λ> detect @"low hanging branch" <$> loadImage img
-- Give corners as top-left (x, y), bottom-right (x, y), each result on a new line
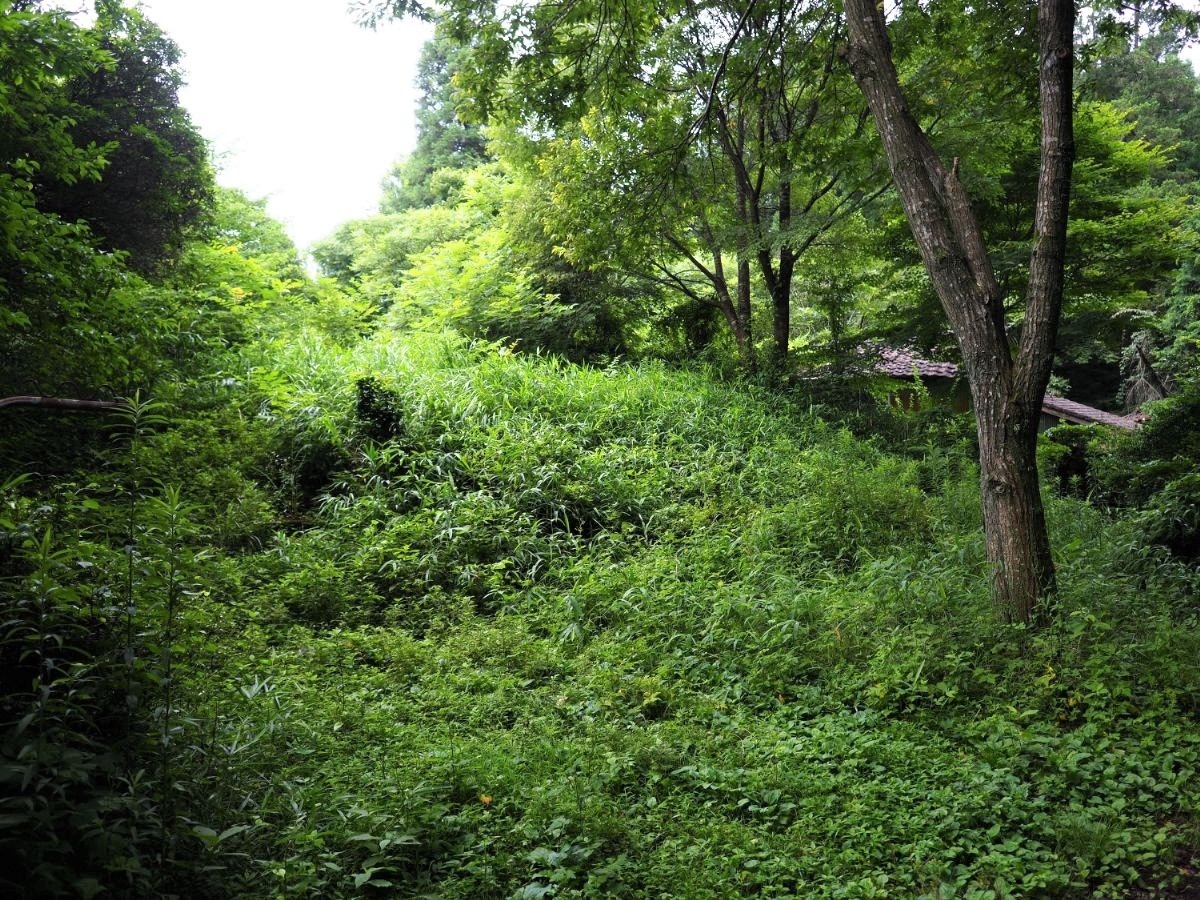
top-left (0, 395), bottom-right (129, 412)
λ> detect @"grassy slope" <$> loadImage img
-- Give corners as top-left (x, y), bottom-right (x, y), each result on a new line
top-left (181, 332), bottom-right (1200, 898)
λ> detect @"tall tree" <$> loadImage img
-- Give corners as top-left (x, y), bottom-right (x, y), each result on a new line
top-left (37, 2), bottom-right (213, 273)
top-left (0, 1), bottom-right (220, 400)
top-left (841, 0), bottom-right (1075, 622)
top-left (0, 2), bottom-right (121, 396)
top-left (380, 35), bottom-right (490, 213)
top-left (1083, 42), bottom-right (1200, 182)
top-left (376, 1), bottom-right (884, 365)
top-left (875, 94), bottom-right (1192, 404)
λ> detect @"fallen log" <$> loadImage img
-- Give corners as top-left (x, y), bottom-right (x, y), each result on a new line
top-left (0, 395), bottom-right (128, 412)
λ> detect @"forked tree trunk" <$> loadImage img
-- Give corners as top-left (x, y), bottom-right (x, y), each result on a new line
top-left (841, 0), bottom-right (1075, 623)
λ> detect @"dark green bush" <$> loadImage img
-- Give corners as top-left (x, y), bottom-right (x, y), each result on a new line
top-left (1089, 383), bottom-right (1200, 559)
top-left (1039, 423), bottom-right (1106, 499)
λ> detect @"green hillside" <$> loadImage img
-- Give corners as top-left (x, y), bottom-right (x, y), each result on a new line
top-left (6, 328), bottom-right (1199, 897)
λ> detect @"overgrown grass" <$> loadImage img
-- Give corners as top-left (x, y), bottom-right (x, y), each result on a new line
top-left (4, 330), bottom-right (1198, 897)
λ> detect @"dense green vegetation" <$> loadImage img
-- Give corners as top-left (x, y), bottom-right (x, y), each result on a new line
top-left (7, 325), bottom-right (1200, 897)
top-left (2, 0), bottom-right (1200, 897)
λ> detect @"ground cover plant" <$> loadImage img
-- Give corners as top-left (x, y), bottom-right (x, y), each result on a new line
top-left (7, 328), bottom-right (1197, 897)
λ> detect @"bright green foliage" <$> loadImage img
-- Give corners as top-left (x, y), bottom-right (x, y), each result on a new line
top-left (0, 156), bottom-right (340, 898)
top-left (460, 4), bottom-right (882, 363)
top-left (387, 224), bottom-right (561, 344)
top-left (1083, 48), bottom-right (1200, 182)
top-left (242, 335), bottom-right (1194, 894)
top-left (1056, 101), bottom-right (1193, 390)
top-left (0, 4), bottom-right (113, 394)
top-left (0, 5), bottom-right (110, 187)
top-left (312, 206), bottom-right (473, 287)
top-left (357, 0), bottom-right (1200, 389)
top-left (165, 187), bottom-right (307, 350)
top-left (872, 94), bottom-right (1194, 401)
top-left (316, 161), bottom-right (643, 358)
top-left (0, 2), bottom-right (213, 402)
top-left (6, 317), bottom-right (1200, 896)
top-left (1151, 245), bottom-right (1200, 383)
top-left (313, 165), bottom-right (497, 290)
top-left (1121, 189), bottom-right (1200, 392)
top-left (3, 2), bottom-right (1200, 897)
top-left (1084, 382), bottom-right (1200, 558)
top-left (208, 186), bottom-right (305, 274)
top-left (881, 0), bottom-right (1041, 201)
top-left (233, 336), bottom-right (1199, 896)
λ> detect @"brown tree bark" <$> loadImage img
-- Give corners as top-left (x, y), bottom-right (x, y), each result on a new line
top-left (736, 254), bottom-right (753, 363)
top-left (841, 0), bottom-right (1075, 623)
top-left (772, 176), bottom-right (796, 366)
top-left (663, 226), bottom-right (754, 363)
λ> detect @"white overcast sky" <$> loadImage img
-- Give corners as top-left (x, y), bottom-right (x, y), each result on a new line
top-left (133, 1), bottom-right (432, 250)
top-left (64, 3), bottom-right (1196, 253)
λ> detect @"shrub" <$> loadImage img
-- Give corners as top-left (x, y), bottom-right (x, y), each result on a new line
top-left (1089, 383), bottom-right (1200, 559)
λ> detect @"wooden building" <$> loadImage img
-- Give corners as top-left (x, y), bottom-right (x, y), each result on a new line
top-left (874, 347), bottom-right (1141, 431)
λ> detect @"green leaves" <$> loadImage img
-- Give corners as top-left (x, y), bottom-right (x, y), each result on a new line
top-left (0, 4), bottom-right (213, 406)
top-left (9, 318), bottom-right (1200, 896)
top-left (36, 4), bottom-right (213, 272)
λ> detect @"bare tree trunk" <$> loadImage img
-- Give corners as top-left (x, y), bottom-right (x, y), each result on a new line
top-left (735, 170), bottom-right (756, 370)
top-left (709, 241), bottom-right (751, 358)
top-left (973, 389), bottom-right (1057, 623)
top-left (737, 254), bottom-right (754, 366)
top-left (772, 178), bottom-right (796, 366)
top-left (841, 0), bottom-right (1075, 623)
top-left (713, 278), bottom-right (749, 357)
top-left (664, 231), bottom-right (753, 362)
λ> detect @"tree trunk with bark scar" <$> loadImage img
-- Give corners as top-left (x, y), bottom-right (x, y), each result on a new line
top-left (841, 0), bottom-right (1075, 623)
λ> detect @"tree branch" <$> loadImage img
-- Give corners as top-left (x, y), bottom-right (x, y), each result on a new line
top-left (0, 396), bottom-right (129, 412)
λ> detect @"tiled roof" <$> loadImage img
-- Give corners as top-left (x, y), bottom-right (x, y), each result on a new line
top-left (1041, 395), bottom-right (1140, 431)
top-left (872, 345), bottom-right (1142, 430)
top-left (874, 346), bottom-right (961, 379)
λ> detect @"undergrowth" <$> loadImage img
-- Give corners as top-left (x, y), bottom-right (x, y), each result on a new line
top-left (2, 330), bottom-right (1198, 897)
